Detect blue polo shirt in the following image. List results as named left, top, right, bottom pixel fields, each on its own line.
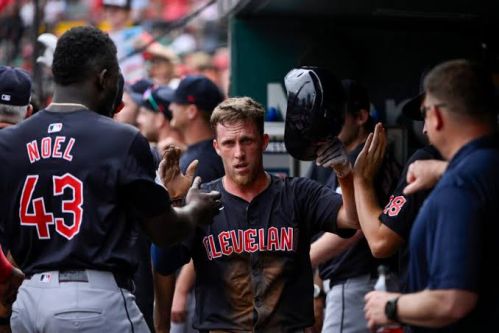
left=408, top=134, right=499, bottom=332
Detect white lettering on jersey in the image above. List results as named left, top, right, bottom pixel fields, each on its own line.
left=26, top=136, right=76, bottom=164
left=202, top=227, right=296, bottom=260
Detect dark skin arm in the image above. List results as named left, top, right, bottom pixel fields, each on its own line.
left=142, top=177, right=221, bottom=246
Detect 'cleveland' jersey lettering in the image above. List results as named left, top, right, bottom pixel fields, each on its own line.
left=26, top=136, right=75, bottom=163
left=202, top=227, right=296, bottom=260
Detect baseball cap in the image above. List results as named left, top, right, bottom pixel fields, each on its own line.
left=0, top=66, right=32, bottom=106
left=144, top=43, right=179, bottom=64
left=341, top=79, right=370, bottom=114
left=141, top=86, right=174, bottom=120
left=172, top=75, right=224, bottom=112
left=126, top=79, right=154, bottom=105
left=103, top=0, right=131, bottom=9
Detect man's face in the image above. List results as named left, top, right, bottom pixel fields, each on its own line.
left=213, top=120, right=269, bottom=187
left=97, top=68, right=120, bottom=117
left=169, top=102, right=189, bottom=132
left=137, top=107, right=160, bottom=142
left=114, top=92, right=139, bottom=126
left=104, top=6, right=130, bottom=30
left=337, top=112, right=360, bottom=147
left=147, top=57, right=174, bottom=84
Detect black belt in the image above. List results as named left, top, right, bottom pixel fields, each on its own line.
left=27, top=270, right=135, bottom=293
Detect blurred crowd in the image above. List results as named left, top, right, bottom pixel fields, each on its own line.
left=0, top=0, right=229, bottom=107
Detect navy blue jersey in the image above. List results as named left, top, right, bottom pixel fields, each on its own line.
left=180, top=139, right=224, bottom=182
left=317, top=143, right=401, bottom=283
left=408, top=135, right=499, bottom=332
left=380, top=145, right=441, bottom=291
left=0, top=108, right=171, bottom=277
left=153, top=175, right=352, bottom=331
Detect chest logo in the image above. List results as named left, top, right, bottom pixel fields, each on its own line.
left=48, top=123, right=63, bottom=133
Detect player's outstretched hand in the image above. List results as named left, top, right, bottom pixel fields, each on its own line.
left=315, top=137, right=352, bottom=178
left=0, top=266, right=24, bottom=308
left=354, top=123, right=387, bottom=183
left=159, top=145, right=198, bottom=200
left=185, top=177, right=222, bottom=225
left=403, top=159, right=448, bottom=195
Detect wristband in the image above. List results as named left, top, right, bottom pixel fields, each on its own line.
left=385, top=296, right=400, bottom=322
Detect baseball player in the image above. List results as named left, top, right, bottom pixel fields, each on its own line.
left=152, top=75, right=225, bottom=333
left=152, top=96, right=359, bottom=332
left=0, top=26, right=221, bottom=333
left=352, top=82, right=444, bottom=292
left=364, top=59, right=499, bottom=332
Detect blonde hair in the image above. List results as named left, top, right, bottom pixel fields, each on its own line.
left=210, top=97, right=265, bottom=135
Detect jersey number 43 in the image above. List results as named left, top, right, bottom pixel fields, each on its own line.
left=19, top=173, right=83, bottom=240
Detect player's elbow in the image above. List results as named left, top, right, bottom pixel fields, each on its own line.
left=369, top=238, right=397, bottom=258
left=439, top=293, right=477, bottom=326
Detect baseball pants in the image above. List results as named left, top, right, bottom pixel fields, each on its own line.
left=322, top=274, right=375, bottom=333
left=11, top=269, right=150, bottom=333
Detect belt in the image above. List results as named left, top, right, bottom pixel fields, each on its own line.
left=27, top=270, right=135, bottom=293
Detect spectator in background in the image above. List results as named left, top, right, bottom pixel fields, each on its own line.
left=143, top=42, right=180, bottom=87
left=114, top=78, right=153, bottom=127
left=137, top=85, right=185, bottom=159
left=103, top=0, right=147, bottom=82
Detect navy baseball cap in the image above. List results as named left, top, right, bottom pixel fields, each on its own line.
left=172, top=75, right=224, bottom=112
left=142, top=86, right=174, bottom=120
left=342, top=79, right=370, bottom=114
left=126, top=79, right=153, bottom=105
left=0, top=66, right=32, bottom=106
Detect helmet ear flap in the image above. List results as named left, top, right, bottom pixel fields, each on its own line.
left=284, top=67, right=346, bottom=161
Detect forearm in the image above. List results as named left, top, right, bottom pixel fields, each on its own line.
left=398, top=289, right=477, bottom=328
left=153, top=271, right=176, bottom=333
left=353, top=178, right=403, bottom=257
left=336, top=172, right=359, bottom=229
left=310, top=231, right=363, bottom=268
left=143, top=207, right=195, bottom=246
left=175, top=260, right=196, bottom=295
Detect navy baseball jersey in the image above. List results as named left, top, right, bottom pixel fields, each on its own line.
left=379, top=145, right=441, bottom=291
left=408, top=135, right=499, bottom=332
left=0, top=108, right=171, bottom=277
left=153, top=175, right=353, bottom=331
left=180, top=138, right=224, bottom=183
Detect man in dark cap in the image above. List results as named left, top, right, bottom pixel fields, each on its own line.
left=309, top=79, right=401, bottom=333
left=151, top=75, right=226, bottom=333
left=0, top=65, right=33, bottom=128
left=0, top=65, right=31, bottom=329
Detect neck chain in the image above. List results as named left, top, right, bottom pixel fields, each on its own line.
left=48, top=102, right=89, bottom=110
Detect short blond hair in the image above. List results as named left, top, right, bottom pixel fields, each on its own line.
left=210, top=97, right=265, bottom=135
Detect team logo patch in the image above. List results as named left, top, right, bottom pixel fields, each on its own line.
left=40, top=273, right=51, bottom=283
left=48, top=123, right=63, bottom=133
left=1, top=94, right=11, bottom=102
